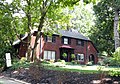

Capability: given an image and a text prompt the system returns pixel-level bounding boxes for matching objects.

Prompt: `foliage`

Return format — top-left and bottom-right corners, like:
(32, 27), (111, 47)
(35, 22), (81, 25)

(11, 57), (30, 70)
(0, 2), (16, 68)
(86, 61), (93, 66)
(109, 69), (120, 77)
(71, 54), (75, 60)
(91, 0), (115, 55)
(8, 0), (80, 61)
(110, 47), (120, 66)
(62, 53), (67, 58)
(68, 2), (96, 37)
(41, 59), (50, 64)
(57, 59), (62, 62)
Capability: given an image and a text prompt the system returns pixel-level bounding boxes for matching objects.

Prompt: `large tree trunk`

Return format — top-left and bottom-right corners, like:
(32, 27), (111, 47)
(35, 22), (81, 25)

(114, 9), (120, 50)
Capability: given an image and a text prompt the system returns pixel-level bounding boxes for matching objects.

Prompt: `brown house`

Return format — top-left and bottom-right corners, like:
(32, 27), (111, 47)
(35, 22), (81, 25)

(13, 30), (98, 64)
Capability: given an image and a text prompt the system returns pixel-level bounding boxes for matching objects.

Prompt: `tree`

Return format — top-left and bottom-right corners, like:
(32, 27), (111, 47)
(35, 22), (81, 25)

(68, 1), (96, 37)
(0, 1), (16, 67)
(90, 0), (120, 55)
(112, 0), (120, 49)
(7, 0), (80, 61)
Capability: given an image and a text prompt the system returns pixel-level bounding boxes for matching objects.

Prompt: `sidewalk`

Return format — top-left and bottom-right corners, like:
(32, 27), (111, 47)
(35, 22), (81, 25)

(0, 76), (30, 84)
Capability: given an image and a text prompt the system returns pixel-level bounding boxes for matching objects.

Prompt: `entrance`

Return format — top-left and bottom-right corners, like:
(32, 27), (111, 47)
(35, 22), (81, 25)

(89, 54), (95, 64)
(60, 48), (74, 62)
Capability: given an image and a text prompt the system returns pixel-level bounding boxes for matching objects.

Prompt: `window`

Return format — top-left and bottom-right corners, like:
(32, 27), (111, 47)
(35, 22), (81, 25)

(62, 37), (71, 44)
(47, 36), (52, 42)
(76, 40), (84, 46)
(45, 36), (56, 43)
(52, 36), (56, 43)
(64, 38), (68, 44)
(76, 54), (84, 61)
(43, 50), (55, 60)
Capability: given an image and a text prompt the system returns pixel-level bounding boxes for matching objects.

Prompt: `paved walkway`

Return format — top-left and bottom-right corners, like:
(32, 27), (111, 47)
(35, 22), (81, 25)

(0, 76), (30, 84)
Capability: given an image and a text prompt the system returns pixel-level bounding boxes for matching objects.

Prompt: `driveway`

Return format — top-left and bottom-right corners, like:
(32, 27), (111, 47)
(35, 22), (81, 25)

(0, 76), (30, 84)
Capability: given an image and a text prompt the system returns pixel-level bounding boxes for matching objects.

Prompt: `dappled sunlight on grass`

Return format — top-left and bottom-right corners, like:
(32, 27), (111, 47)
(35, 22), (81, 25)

(42, 62), (120, 73)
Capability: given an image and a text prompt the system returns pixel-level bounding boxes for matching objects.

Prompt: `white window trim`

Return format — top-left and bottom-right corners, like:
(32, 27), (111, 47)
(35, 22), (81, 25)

(47, 36), (52, 42)
(43, 50), (56, 60)
(64, 38), (68, 44)
(76, 54), (84, 62)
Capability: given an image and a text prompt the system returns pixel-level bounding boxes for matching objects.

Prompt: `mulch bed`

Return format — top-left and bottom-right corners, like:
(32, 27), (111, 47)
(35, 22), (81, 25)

(0, 65), (120, 84)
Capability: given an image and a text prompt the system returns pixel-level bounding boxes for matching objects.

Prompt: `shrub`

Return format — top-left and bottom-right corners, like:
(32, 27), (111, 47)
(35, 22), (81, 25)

(50, 59), (55, 63)
(11, 57), (30, 70)
(108, 69), (120, 77)
(62, 53), (67, 58)
(71, 54), (75, 60)
(86, 61), (93, 66)
(106, 47), (120, 67)
(61, 60), (66, 64)
(57, 59), (62, 62)
(41, 59), (50, 64)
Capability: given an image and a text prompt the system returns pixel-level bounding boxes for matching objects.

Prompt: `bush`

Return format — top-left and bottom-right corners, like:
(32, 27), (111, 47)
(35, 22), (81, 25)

(71, 54), (75, 60)
(61, 60), (66, 64)
(11, 57), (30, 70)
(86, 61), (93, 66)
(62, 53), (67, 58)
(108, 69), (120, 77)
(50, 59), (55, 63)
(41, 59), (50, 64)
(107, 47), (120, 67)
(57, 59), (62, 62)
(0, 46), (16, 68)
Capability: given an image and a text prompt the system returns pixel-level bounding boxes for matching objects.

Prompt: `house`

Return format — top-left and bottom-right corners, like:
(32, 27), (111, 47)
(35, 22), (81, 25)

(13, 30), (98, 64)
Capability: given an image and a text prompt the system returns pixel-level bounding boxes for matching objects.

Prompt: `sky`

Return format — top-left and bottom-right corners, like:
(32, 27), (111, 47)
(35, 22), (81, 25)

(5, 0), (13, 4)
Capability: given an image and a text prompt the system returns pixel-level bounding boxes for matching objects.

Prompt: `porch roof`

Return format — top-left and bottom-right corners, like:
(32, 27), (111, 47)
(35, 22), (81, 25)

(60, 45), (74, 49)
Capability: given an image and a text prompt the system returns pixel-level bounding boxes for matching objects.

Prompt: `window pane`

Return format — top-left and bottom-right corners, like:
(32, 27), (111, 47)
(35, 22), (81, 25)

(48, 51), (51, 59)
(47, 36), (52, 42)
(44, 51), (47, 59)
(80, 54), (84, 61)
(52, 36), (56, 43)
(52, 51), (55, 60)
(64, 38), (68, 44)
(76, 54), (84, 61)
(78, 40), (81, 45)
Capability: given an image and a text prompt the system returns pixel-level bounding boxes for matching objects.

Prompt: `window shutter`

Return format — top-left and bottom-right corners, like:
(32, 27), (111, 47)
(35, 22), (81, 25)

(52, 36), (56, 43)
(44, 36), (47, 42)
(69, 38), (71, 44)
(81, 41), (84, 46)
(61, 37), (64, 44)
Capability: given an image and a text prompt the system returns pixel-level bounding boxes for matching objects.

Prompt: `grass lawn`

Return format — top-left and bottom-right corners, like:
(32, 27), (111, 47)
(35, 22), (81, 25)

(42, 62), (120, 73)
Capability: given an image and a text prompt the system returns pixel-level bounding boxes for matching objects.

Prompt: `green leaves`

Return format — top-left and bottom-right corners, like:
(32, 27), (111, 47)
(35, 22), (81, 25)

(90, 0), (115, 55)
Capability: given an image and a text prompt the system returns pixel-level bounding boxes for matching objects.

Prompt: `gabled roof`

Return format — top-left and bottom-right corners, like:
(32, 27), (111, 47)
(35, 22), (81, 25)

(58, 30), (90, 41)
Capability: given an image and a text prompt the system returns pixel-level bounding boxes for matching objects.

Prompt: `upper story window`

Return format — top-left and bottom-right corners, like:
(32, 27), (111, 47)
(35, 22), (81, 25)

(62, 37), (71, 45)
(76, 39), (84, 46)
(45, 35), (56, 43)
(47, 36), (52, 42)
(64, 38), (68, 44)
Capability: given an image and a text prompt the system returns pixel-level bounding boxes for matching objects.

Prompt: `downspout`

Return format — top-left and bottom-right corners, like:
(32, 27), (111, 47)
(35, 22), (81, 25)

(40, 33), (42, 60)
(86, 41), (88, 64)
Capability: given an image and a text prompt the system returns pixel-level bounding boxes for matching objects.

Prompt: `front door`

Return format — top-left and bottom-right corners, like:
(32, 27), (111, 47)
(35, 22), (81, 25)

(60, 48), (74, 62)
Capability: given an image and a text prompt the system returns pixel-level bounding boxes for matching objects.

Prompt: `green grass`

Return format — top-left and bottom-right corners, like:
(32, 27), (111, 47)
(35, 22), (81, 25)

(46, 66), (99, 73)
(41, 62), (120, 74)
(42, 63), (101, 73)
